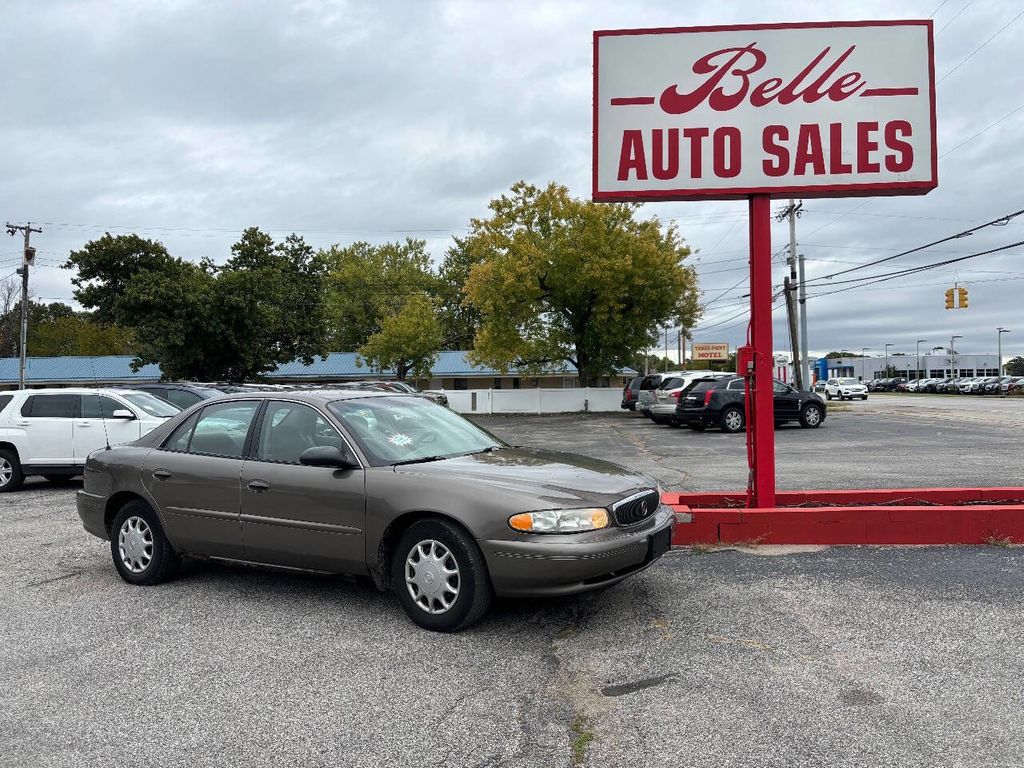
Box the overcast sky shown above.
[2,0,1022,361]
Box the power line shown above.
[939,100,1024,159]
[804,239,1024,299]
[802,208,1024,285]
[936,8,1024,85]
[937,0,977,34]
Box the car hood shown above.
[393,447,655,509]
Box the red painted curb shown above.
[665,488,1024,546]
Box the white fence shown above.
[442,388,622,415]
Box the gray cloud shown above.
[1,0,1022,361]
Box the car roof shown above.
[205,389,412,404]
[9,387,147,396]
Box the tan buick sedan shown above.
[77,391,673,632]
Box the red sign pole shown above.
[748,194,776,507]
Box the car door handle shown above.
[16,421,29,427]
[77,422,92,428]
[247,479,271,493]
[152,469,172,480]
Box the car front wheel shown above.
[720,407,745,433]
[800,404,824,429]
[393,518,492,633]
[110,500,180,585]
[825,391,832,400]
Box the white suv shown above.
[0,387,179,492]
[650,371,731,425]
[824,378,868,401]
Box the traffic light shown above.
[944,287,954,309]
[958,286,968,309]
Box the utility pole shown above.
[950,335,962,378]
[997,328,1010,391]
[783,275,802,389]
[884,343,893,378]
[776,200,806,388]
[797,250,810,389]
[678,327,685,371]
[663,327,668,373]
[861,347,869,381]
[915,339,927,386]
[6,222,42,390]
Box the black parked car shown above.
[676,376,826,433]
[133,382,224,409]
[620,375,643,411]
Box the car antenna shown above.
[87,355,111,450]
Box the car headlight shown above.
[508,508,610,533]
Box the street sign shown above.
[593,20,936,201]
[693,342,730,361]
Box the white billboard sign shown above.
[594,21,937,201]
[693,342,730,361]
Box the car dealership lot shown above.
[2,402,1023,767]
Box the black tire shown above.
[392,518,492,633]
[109,500,181,586]
[0,447,24,493]
[719,406,745,433]
[861,396,868,401]
[687,422,706,431]
[650,416,669,425]
[800,403,824,429]
[825,391,832,401]
[667,417,682,428]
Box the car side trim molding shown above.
[239,513,362,536]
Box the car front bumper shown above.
[77,490,109,540]
[479,506,674,597]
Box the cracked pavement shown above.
[2,403,1023,767]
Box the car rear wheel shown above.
[800,403,824,429]
[0,448,24,493]
[720,407,745,433]
[825,391,832,400]
[392,518,492,633]
[109,501,181,585]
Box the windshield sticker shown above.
[387,433,414,447]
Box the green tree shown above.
[824,350,865,359]
[436,236,482,350]
[463,181,700,386]
[28,310,135,357]
[323,239,439,351]
[1004,356,1024,376]
[64,229,328,380]
[358,293,443,380]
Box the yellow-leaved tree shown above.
[463,181,701,386]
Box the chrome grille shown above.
[612,489,660,527]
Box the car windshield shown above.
[328,396,502,467]
[119,391,181,417]
[839,379,860,385]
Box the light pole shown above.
[997,328,1010,392]
[950,335,962,378]
[884,343,894,378]
[915,339,927,387]
[861,347,869,381]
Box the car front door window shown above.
[75,394,141,458]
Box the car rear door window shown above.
[21,394,78,418]
[163,388,203,409]
[163,411,200,452]
[727,379,745,390]
[0,394,12,414]
[186,401,260,458]
[79,395,124,419]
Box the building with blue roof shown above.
[0,352,635,390]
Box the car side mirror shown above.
[299,445,358,469]
[111,409,136,419]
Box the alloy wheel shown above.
[0,458,11,488]
[804,406,822,426]
[724,410,744,431]
[405,539,461,614]
[118,516,154,573]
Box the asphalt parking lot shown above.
[2,399,1023,767]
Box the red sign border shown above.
[592,19,938,202]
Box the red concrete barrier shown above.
[666,488,1024,546]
